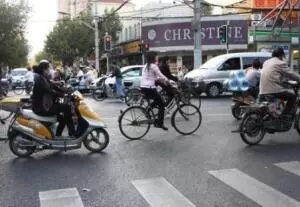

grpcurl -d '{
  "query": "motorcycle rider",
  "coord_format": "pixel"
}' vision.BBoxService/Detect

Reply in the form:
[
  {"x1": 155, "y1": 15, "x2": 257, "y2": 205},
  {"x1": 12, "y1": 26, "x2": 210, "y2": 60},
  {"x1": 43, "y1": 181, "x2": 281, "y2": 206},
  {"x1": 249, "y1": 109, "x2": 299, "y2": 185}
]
[
  {"x1": 141, "y1": 52, "x2": 169, "y2": 131},
  {"x1": 32, "y1": 60, "x2": 76, "y2": 137},
  {"x1": 159, "y1": 56, "x2": 178, "y2": 105},
  {"x1": 245, "y1": 58, "x2": 261, "y2": 99},
  {"x1": 260, "y1": 48, "x2": 300, "y2": 120}
]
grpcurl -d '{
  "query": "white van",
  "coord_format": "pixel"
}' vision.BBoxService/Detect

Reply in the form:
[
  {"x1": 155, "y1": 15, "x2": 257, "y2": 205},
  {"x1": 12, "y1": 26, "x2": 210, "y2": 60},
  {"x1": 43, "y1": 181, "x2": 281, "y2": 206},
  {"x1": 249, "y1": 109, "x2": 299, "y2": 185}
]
[{"x1": 184, "y1": 52, "x2": 271, "y2": 97}]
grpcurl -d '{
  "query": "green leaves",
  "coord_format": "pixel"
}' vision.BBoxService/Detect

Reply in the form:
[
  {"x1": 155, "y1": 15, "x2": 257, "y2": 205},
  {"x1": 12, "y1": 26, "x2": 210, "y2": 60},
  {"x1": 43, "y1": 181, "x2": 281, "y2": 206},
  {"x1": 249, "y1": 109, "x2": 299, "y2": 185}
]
[
  {"x1": 0, "y1": 0, "x2": 29, "y2": 68},
  {"x1": 45, "y1": 8, "x2": 122, "y2": 65}
]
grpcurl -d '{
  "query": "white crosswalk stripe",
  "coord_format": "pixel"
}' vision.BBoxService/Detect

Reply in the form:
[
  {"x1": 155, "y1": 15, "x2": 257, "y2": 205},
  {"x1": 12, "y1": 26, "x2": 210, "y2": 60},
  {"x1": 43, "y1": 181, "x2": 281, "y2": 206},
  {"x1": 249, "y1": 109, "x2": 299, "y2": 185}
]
[
  {"x1": 275, "y1": 161, "x2": 300, "y2": 177},
  {"x1": 39, "y1": 188, "x2": 84, "y2": 207},
  {"x1": 209, "y1": 168, "x2": 300, "y2": 207},
  {"x1": 132, "y1": 177, "x2": 196, "y2": 207}
]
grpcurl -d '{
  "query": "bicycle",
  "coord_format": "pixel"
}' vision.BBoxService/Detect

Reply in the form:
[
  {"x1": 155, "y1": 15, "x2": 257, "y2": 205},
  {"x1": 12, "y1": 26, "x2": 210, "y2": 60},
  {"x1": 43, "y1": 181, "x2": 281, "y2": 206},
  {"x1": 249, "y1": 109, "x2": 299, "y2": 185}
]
[
  {"x1": 126, "y1": 80, "x2": 202, "y2": 110},
  {"x1": 118, "y1": 82, "x2": 202, "y2": 140}
]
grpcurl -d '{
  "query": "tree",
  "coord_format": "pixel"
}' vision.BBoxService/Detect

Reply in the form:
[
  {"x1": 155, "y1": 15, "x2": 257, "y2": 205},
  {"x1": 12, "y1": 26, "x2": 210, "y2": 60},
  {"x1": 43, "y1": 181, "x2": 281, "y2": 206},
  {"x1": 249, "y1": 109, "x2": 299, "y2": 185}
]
[
  {"x1": 0, "y1": 0, "x2": 29, "y2": 68},
  {"x1": 45, "y1": 9, "x2": 122, "y2": 65},
  {"x1": 35, "y1": 51, "x2": 51, "y2": 63},
  {"x1": 201, "y1": 0, "x2": 212, "y2": 16}
]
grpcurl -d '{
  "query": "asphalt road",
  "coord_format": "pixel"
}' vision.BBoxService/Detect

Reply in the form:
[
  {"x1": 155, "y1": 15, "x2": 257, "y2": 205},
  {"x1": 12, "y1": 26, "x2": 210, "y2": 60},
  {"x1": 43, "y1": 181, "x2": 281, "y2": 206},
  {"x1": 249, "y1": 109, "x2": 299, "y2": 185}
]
[{"x1": 1, "y1": 95, "x2": 300, "y2": 207}]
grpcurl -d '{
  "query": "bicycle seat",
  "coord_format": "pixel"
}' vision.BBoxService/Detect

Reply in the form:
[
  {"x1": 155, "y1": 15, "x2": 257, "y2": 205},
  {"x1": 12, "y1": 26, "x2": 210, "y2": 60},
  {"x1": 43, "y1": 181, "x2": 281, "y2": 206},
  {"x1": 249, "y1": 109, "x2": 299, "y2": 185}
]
[{"x1": 22, "y1": 109, "x2": 57, "y2": 123}]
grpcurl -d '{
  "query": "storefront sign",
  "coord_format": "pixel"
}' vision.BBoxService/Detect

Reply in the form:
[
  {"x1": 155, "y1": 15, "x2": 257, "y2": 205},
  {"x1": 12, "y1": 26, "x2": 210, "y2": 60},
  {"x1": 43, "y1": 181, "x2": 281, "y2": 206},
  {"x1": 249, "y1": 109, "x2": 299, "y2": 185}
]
[
  {"x1": 142, "y1": 20, "x2": 248, "y2": 47},
  {"x1": 122, "y1": 40, "x2": 140, "y2": 54}
]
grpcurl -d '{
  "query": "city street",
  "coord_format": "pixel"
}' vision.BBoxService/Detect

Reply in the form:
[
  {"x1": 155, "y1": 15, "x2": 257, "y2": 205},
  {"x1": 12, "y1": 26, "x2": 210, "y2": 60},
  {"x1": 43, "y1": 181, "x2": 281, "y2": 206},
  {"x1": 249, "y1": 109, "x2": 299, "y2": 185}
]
[{"x1": 1, "y1": 96, "x2": 300, "y2": 207}]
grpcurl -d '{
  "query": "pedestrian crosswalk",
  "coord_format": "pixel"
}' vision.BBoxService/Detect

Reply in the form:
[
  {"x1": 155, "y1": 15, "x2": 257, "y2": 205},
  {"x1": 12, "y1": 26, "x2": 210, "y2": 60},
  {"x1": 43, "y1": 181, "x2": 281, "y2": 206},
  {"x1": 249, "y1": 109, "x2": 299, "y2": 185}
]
[
  {"x1": 209, "y1": 161, "x2": 300, "y2": 207},
  {"x1": 35, "y1": 161, "x2": 300, "y2": 207},
  {"x1": 39, "y1": 188, "x2": 84, "y2": 207}
]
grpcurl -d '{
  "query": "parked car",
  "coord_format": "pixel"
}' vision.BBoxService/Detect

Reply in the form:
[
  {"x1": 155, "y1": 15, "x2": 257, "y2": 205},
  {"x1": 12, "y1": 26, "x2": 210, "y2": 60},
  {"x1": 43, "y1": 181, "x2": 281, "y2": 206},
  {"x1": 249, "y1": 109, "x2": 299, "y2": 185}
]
[
  {"x1": 8, "y1": 68, "x2": 27, "y2": 88},
  {"x1": 104, "y1": 65, "x2": 145, "y2": 89},
  {"x1": 184, "y1": 52, "x2": 271, "y2": 97}
]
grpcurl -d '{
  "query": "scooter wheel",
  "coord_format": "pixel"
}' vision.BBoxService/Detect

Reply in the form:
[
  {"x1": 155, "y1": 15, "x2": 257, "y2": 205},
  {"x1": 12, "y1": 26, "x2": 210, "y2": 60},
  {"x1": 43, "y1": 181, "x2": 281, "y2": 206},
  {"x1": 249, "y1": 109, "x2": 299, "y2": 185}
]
[
  {"x1": 83, "y1": 128, "x2": 109, "y2": 152},
  {"x1": 9, "y1": 133, "x2": 36, "y2": 157},
  {"x1": 232, "y1": 103, "x2": 243, "y2": 120}
]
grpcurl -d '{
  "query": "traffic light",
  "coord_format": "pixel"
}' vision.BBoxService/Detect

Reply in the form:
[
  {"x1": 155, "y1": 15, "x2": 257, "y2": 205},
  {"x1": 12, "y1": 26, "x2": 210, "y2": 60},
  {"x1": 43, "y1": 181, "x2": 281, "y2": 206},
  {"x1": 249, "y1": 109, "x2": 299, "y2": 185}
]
[
  {"x1": 104, "y1": 35, "x2": 112, "y2": 51},
  {"x1": 138, "y1": 42, "x2": 150, "y2": 53},
  {"x1": 219, "y1": 25, "x2": 228, "y2": 44},
  {"x1": 144, "y1": 43, "x2": 149, "y2": 51}
]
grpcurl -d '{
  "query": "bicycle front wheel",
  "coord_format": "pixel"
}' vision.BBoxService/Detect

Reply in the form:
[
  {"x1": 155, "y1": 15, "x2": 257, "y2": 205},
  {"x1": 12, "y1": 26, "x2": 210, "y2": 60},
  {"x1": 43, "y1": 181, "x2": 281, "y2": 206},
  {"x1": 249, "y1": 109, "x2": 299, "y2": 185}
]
[
  {"x1": 118, "y1": 106, "x2": 151, "y2": 140},
  {"x1": 171, "y1": 104, "x2": 202, "y2": 135}
]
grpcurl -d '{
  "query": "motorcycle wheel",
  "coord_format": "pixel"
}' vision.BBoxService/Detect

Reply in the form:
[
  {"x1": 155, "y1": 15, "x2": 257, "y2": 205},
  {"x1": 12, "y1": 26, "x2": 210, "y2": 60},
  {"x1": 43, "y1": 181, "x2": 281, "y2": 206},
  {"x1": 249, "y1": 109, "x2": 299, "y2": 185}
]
[
  {"x1": 232, "y1": 103, "x2": 244, "y2": 120},
  {"x1": 83, "y1": 128, "x2": 109, "y2": 152},
  {"x1": 9, "y1": 133, "x2": 36, "y2": 157},
  {"x1": 92, "y1": 89, "x2": 104, "y2": 101},
  {"x1": 240, "y1": 111, "x2": 265, "y2": 145}
]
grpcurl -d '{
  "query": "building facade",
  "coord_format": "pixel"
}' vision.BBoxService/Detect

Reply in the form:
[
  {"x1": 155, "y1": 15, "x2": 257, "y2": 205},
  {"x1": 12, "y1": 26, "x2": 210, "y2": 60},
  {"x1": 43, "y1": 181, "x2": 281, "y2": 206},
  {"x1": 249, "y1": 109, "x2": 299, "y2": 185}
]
[{"x1": 141, "y1": 15, "x2": 248, "y2": 73}]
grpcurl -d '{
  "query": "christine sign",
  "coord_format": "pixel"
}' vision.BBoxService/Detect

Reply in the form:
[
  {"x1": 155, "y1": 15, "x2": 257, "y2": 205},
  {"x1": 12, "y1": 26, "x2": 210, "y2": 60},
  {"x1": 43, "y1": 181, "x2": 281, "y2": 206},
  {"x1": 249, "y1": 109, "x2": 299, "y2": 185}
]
[{"x1": 142, "y1": 20, "x2": 248, "y2": 48}]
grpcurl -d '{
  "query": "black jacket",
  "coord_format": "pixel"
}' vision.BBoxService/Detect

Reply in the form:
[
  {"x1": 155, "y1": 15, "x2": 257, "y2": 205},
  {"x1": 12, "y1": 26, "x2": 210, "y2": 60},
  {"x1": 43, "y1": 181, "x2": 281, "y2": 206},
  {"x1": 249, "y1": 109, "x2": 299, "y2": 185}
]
[
  {"x1": 32, "y1": 74, "x2": 65, "y2": 114},
  {"x1": 159, "y1": 63, "x2": 178, "y2": 82}
]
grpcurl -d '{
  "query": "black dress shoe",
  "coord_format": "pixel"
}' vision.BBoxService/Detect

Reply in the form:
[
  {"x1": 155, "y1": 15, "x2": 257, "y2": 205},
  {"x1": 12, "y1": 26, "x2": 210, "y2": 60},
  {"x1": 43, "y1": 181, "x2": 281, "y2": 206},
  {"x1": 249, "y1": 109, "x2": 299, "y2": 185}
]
[{"x1": 154, "y1": 123, "x2": 168, "y2": 131}]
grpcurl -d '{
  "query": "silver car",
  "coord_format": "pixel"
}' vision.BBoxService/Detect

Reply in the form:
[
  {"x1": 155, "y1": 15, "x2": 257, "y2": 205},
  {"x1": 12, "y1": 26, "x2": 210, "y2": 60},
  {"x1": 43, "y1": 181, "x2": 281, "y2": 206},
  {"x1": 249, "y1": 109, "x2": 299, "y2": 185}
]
[
  {"x1": 9, "y1": 68, "x2": 27, "y2": 88},
  {"x1": 184, "y1": 52, "x2": 271, "y2": 97}
]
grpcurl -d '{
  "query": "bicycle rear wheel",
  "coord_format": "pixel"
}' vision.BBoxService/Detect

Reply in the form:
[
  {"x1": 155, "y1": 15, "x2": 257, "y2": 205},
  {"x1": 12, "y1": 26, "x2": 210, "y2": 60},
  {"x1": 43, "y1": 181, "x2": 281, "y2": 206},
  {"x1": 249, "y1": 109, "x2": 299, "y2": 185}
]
[
  {"x1": 171, "y1": 104, "x2": 202, "y2": 135},
  {"x1": 118, "y1": 106, "x2": 151, "y2": 140}
]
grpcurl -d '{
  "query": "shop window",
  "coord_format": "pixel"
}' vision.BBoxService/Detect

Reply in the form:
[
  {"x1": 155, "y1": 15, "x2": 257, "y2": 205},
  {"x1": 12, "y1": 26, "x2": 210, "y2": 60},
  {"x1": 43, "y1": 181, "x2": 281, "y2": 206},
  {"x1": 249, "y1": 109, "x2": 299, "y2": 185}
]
[
  {"x1": 134, "y1": 24, "x2": 137, "y2": 39},
  {"x1": 125, "y1": 28, "x2": 128, "y2": 41},
  {"x1": 137, "y1": 23, "x2": 141, "y2": 37},
  {"x1": 129, "y1": 26, "x2": 132, "y2": 40},
  {"x1": 219, "y1": 57, "x2": 241, "y2": 70}
]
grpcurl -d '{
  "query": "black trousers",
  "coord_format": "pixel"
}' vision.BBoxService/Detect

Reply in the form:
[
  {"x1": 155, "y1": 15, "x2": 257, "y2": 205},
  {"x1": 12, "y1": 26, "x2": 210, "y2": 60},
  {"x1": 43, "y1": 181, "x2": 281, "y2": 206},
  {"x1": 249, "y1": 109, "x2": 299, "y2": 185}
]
[
  {"x1": 35, "y1": 103, "x2": 76, "y2": 136},
  {"x1": 272, "y1": 91, "x2": 297, "y2": 115},
  {"x1": 141, "y1": 87, "x2": 165, "y2": 125}
]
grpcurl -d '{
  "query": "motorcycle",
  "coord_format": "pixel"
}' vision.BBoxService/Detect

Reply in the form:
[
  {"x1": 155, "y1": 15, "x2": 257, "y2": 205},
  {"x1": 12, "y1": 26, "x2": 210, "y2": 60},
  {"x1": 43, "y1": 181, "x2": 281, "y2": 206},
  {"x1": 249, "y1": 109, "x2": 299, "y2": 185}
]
[
  {"x1": 91, "y1": 75, "x2": 131, "y2": 102},
  {"x1": 66, "y1": 76, "x2": 90, "y2": 94},
  {"x1": 231, "y1": 90, "x2": 257, "y2": 120},
  {"x1": 238, "y1": 81, "x2": 299, "y2": 145},
  {"x1": 3, "y1": 91, "x2": 109, "y2": 157}
]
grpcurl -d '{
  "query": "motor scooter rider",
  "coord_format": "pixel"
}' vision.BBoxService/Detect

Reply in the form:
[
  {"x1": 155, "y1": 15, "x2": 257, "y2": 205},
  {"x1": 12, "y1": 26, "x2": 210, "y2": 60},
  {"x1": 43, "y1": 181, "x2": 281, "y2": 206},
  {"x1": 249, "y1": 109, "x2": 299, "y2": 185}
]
[
  {"x1": 260, "y1": 48, "x2": 300, "y2": 120},
  {"x1": 31, "y1": 60, "x2": 76, "y2": 137}
]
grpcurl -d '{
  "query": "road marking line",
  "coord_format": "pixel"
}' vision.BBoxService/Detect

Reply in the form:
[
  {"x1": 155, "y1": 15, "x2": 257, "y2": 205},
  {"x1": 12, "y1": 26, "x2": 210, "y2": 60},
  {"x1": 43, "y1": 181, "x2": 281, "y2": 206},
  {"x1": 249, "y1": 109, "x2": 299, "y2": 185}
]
[
  {"x1": 208, "y1": 168, "x2": 300, "y2": 207},
  {"x1": 275, "y1": 161, "x2": 300, "y2": 176},
  {"x1": 39, "y1": 188, "x2": 84, "y2": 207},
  {"x1": 132, "y1": 177, "x2": 195, "y2": 207}
]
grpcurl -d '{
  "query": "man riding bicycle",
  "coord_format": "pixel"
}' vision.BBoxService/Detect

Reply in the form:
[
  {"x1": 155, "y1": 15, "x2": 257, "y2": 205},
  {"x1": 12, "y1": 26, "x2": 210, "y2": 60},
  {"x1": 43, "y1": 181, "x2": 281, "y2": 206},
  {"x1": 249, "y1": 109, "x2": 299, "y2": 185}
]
[{"x1": 260, "y1": 48, "x2": 300, "y2": 120}]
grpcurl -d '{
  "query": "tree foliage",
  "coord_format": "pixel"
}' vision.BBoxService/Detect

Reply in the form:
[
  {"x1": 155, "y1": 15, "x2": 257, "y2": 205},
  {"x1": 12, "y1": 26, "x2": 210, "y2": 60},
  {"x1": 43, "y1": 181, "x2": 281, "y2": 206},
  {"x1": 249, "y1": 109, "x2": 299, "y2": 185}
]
[
  {"x1": 0, "y1": 0, "x2": 29, "y2": 68},
  {"x1": 201, "y1": 0, "x2": 212, "y2": 16},
  {"x1": 45, "y1": 9, "x2": 122, "y2": 65}
]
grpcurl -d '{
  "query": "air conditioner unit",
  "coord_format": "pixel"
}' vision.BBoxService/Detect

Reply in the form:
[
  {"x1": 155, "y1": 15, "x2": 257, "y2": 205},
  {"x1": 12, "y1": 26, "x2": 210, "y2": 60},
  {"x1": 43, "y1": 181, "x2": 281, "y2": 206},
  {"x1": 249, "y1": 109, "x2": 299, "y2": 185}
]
[
  {"x1": 251, "y1": 13, "x2": 263, "y2": 21},
  {"x1": 251, "y1": 21, "x2": 266, "y2": 27}
]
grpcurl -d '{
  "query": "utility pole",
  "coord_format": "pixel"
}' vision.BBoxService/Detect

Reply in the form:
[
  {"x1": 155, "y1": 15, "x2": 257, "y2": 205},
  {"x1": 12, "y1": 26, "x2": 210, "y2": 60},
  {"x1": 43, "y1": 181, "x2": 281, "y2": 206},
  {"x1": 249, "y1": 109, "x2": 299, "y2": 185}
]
[
  {"x1": 193, "y1": 0, "x2": 202, "y2": 69},
  {"x1": 298, "y1": 0, "x2": 300, "y2": 71},
  {"x1": 94, "y1": 1, "x2": 100, "y2": 72}
]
